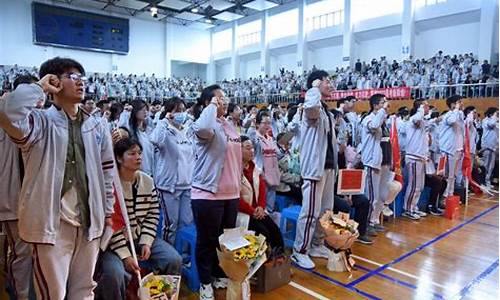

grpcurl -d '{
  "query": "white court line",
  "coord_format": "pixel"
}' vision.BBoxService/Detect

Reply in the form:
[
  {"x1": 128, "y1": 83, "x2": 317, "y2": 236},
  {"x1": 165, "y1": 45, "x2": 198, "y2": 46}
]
[
  {"x1": 351, "y1": 254, "x2": 448, "y2": 290},
  {"x1": 289, "y1": 281, "x2": 331, "y2": 300}
]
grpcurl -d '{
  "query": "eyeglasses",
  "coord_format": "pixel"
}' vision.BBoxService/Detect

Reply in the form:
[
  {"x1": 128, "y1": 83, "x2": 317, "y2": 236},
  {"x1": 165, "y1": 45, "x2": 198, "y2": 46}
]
[{"x1": 62, "y1": 73, "x2": 87, "y2": 83}]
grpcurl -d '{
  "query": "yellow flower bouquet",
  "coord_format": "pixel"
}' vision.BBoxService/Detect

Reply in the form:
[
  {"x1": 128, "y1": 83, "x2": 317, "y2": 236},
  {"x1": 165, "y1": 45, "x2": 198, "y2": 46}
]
[
  {"x1": 217, "y1": 228, "x2": 268, "y2": 300},
  {"x1": 139, "y1": 273, "x2": 181, "y2": 300}
]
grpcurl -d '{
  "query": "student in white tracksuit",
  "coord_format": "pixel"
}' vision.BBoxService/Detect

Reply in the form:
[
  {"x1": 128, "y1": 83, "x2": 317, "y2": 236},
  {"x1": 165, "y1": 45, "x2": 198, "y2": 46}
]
[
  {"x1": 438, "y1": 95, "x2": 464, "y2": 198},
  {"x1": 360, "y1": 94, "x2": 389, "y2": 231},
  {"x1": 403, "y1": 100, "x2": 430, "y2": 220},
  {"x1": 292, "y1": 70, "x2": 338, "y2": 270},
  {"x1": 481, "y1": 107, "x2": 499, "y2": 188},
  {"x1": 0, "y1": 58, "x2": 115, "y2": 300},
  {"x1": 150, "y1": 97, "x2": 194, "y2": 245}
]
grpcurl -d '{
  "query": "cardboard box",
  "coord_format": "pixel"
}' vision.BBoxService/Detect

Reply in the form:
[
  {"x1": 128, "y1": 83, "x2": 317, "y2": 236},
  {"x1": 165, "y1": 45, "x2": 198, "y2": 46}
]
[{"x1": 252, "y1": 257, "x2": 291, "y2": 293}]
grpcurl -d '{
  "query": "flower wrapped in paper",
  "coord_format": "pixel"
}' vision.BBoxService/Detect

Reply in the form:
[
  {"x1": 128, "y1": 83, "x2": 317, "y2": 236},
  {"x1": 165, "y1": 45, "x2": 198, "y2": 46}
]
[
  {"x1": 138, "y1": 273, "x2": 181, "y2": 300},
  {"x1": 217, "y1": 228, "x2": 268, "y2": 300},
  {"x1": 319, "y1": 211, "x2": 359, "y2": 250}
]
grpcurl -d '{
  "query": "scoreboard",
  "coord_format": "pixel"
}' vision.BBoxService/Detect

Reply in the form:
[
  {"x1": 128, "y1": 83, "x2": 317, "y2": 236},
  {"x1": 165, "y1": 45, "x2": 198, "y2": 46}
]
[{"x1": 32, "y1": 2, "x2": 129, "y2": 54}]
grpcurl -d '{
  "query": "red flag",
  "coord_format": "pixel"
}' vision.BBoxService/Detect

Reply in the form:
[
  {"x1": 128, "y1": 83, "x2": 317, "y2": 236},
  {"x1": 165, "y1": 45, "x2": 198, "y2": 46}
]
[
  {"x1": 390, "y1": 117, "x2": 404, "y2": 184},
  {"x1": 462, "y1": 125, "x2": 472, "y2": 179},
  {"x1": 111, "y1": 184, "x2": 126, "y2": 232}
]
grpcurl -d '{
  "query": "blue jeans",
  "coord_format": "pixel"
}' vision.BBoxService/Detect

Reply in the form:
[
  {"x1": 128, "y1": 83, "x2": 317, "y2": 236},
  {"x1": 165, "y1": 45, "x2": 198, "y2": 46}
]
[
  {"x1": 94, "y1": 238, "x2": 182, "y2": 300},
  {"x1": 266, "y1": 185, "x2": 277, "y2": 212},
  {"x1": 159, "y1": 189, "x2": 193, "y2": 244}
]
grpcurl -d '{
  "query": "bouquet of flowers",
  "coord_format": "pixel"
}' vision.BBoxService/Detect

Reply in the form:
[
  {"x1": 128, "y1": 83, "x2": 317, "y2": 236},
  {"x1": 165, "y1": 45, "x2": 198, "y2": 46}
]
[
  {"x1": 139, "y1": 273, "x2": 181, "y2": 300},
  {"x1": 217, "y1": 228, "x2": 268, "y2": 300},
  {"x1": 319, "y1": 211, "x2": 359, "y2": 250}
]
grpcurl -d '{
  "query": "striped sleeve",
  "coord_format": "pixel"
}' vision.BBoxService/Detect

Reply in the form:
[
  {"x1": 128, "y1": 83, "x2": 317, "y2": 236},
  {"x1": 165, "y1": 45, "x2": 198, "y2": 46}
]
[
  {"x1": 138, "y1": 188, "x2": 160, "y2": 247},
  {"x1": 109, "y1": 229, "x2": 132, "y2": 260}
]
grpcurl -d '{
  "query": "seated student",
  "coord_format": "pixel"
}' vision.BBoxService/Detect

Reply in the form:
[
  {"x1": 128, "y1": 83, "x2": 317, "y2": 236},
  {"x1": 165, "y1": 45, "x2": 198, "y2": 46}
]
[
  {"x1": 239, "y1": 136, "x2": 285, "y2": 254},
  {"x1": 95, "y1": 138, "x2": 181, "y2": 300},
  {"x1": 276, "y1": 132, "x2": 303, "y2": 203}
]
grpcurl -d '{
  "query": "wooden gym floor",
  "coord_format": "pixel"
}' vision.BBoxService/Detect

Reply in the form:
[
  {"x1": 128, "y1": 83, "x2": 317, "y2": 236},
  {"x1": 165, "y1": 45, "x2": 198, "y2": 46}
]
[{"x1": 181, "y1": 193, "x2": 499, "y2": 300}]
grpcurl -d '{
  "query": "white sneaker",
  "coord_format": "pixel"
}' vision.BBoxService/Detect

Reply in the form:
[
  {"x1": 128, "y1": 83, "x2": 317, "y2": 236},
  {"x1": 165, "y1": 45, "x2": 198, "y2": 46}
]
[
  {"x1": 292, "y1": 251, "x2": 315, "y2": 269},
  {"x1": 199, "y1": 284, "x2": 214, "y2": 300},
  {"x1": 213, "y1": 277, "x2": 229, "y2": 289},
  {"x1": 415, "y1": 210, "x2": 427, "y2": 217},
  {"x1": 382, "y1": 206, "x2": 394, "y2": 217},
  {"x1": 309, "y1": 244, "x2": 330, "y2": 259}
]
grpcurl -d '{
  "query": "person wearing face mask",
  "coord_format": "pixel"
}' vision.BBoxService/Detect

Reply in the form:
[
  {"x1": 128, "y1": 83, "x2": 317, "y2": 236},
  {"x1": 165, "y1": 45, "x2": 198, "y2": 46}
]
[
  {"x1": 292, "y1": 70, "x2": 338, "y2": 270},
  {"x1": 190, "y1": 85, "x2": 242, "y2": 300},
  {"x1": 150, "y1": 97, "x2": 194, "y2": 245}
]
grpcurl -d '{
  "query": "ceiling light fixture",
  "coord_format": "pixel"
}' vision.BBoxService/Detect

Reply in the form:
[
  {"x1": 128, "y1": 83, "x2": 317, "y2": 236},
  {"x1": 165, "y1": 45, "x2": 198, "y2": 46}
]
[
  {"x1": 205, "y1": 18, "x2": 212, "y2": 23},
  {"x1": 191, "y1": 7, "x2": 199, "y2": 13},
  {"x1": 150, "y1": 6, "x2": 158, "y2": 18}
]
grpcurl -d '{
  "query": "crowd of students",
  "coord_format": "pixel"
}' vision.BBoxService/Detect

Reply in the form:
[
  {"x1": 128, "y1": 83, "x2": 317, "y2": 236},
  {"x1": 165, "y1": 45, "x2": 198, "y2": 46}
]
[
  {"x1": 0, "y1": 57, "x2": 498, "y2": 300},
  {"x1": 2, "y1": 51, "x2": 498, "y2": 105}
]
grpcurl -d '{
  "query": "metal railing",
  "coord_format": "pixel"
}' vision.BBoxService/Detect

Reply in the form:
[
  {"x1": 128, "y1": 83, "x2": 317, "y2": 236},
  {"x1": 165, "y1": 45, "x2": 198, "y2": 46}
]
[
  {"x1": 228, "y1": 83, "x2": 499, "y2": 105},
  {"x1": 306, "y1": 10, "x2": 344, "y2": 32}
]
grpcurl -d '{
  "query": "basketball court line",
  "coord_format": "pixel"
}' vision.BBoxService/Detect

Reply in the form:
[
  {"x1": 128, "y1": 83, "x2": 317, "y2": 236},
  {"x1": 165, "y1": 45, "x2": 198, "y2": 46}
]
[
  {"x1": 469, "y1": 196, "x2": 500, "y2": 203},
  {"x1": 351, "y1": 254, "x2": 448, "y2": 290},
  {"x1": 346, "y1": 204, "x2": 499, "y2": 287},
  {"x1": 289, "y1": 281, "x2": 331, "y2": 300},
  {"x1": 452, "y1": 259, "x2": 499, "y2": 299}
]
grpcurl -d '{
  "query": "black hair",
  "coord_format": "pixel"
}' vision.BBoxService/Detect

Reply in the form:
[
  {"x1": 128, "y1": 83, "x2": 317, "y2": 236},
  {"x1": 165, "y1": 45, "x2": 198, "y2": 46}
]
[
  {"x1": 409, "y1": 100, "x2": 423, "y2": 116},
  {"x1": 81, "y1": 97, "x2": 95, "y2": 105},
  {"x1": 368, "y1": 93, "x2": 385, "y2": 112},
  {"x1": 39, "y1": 57, "x2": 85, "y2": 78},
  {"x1": 109, "y1": 102, "x2": 124, "y2": 122},
  {"x1": 13, "y1": 74, "x2": 39, "y2": 90},
  {"x1": 113, "y1": 137, "x2": 142, "y2": 169},
  {"x1": 160, "y1": 97, "x2": 186, "y2": 119},
  {"x1": 398, "y1": 106, "x2": 409, "y2": 117},
  {"x1": 240, "y1": 135, "x2": 251, "y2": 144},
  {"x1": 430, "y1": 111, "x2": 439, "y2": 119},
  {"x1": 96, "y1": 99, "x2": 110, "y2": 110},
  {"x1": 336, "y1": 97, "x2": 346, "y2": 108},
  {"x1": 200, "y1": 84, "x2": 222, "y2": 106},
  {"x1": 485, "y1": 107, "x2": 498, "y2": 117},
  {"x1": 463, "y1": 106, "x2": 476, "y2": 117},
  {"x1": 226, "y1": 103, "x2": 240, "y2": 116},
  {"x1": 129, "y1": 100, "x2": 147, "y2": 141},
  {"x1": 445, "y1": 95, "x2": 462, "y2": 108},
  {"x1": 151, "y1": 100, "x2": 162, "y2": 106},
  {"x1": 287, "y1": 105, "x2": 298, "y2": 123},
  {"x1": 306, "y1": 70, "x2": 329, "y2": 89},
  {"x1": 256, "y1": 110, "x2": 270, "y2": 125}
]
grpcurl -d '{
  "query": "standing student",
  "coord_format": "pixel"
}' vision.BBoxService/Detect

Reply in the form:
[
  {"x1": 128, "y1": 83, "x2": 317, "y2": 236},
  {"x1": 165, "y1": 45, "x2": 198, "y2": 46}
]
[
  {"x1": 481, "y1": 107, "x2": 499, "y2": 188},
  {"x1": 0, "y1": 57, "x2": 115, "y2": 300},
  {"x1": 0, "y1": 75, "x2": 39, "y2": 300},
  {"x1": 248, "y1": 110, "x2": 281, "y2": 212},
  {"x1": 292, "y1": 70, "x2": 338, "y2": 270},
  {"x1": 190, "y1": 85, "x2": 242, "y2": 300},
  {"x1": 150, "y1": 97, "x2": 194, "y2": 244},
  {"x1": 438, "y1": 95, "x2": 464, "y2": 198},
  {"x1": 403, "y1": 100, "x2": 430, "y2": 220},
  {"x1": 360, "y1": 94, "x2": 389, "y2": 232},
  {"x1": 118, "y1": 99, "x2": 155, "y2": 176}
]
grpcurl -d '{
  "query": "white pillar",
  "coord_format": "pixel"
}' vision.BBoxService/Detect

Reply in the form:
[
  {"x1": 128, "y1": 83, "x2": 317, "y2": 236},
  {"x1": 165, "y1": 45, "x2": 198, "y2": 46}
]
[
  {"x1": 207, "y1": 29, "x2": 217, "y2": 84},
  {"x1": 230, "y1": 22, "x2": 240, "y2": 79},
  {"x1": 260, "y1": 11, "x2": 270, "y2": 76},
  {"x1": 401, "y1": 0, "x2": 415, "y2": 60},
  {"x1": 478, "y1": 0, "x2": 496, "y2": 62},
  {"x1": 165, "y1": 23, "x2": 173, "y2": 78},
  {"x1": 296, "y1": 0, "x2": 308, "y2": 74},
  {"x1": 341, "y1": 0, "x2": 353, "y2": 68}
]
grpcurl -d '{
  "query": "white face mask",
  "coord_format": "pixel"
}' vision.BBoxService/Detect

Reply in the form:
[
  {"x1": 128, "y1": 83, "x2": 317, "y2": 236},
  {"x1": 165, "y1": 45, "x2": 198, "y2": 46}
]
[{"x1": 172, "y1": 112, "x2": 187, "y2": 125}]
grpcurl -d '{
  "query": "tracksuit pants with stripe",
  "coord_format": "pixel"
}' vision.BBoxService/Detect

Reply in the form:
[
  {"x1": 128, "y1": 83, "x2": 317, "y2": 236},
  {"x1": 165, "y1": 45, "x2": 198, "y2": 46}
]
[
  {"x1": 365, "y1": 166, "x2": 390, "y2": 226},
  {"x1": 3, "y1": 220, "x2": 33, "y2": 300},
  {"x1": 483, "y1": 149, "x2": 497, "y2": 185},
  {"x1": 32, "y1": 220, "x2": 100, "y2": 300},
  {"x1": 293, "y1": 169, "x2": 335, "y2": 254},
  {"x1": 403, "y1": 157, "x2": 426, "y2": 213},
  {"x1": 442, "y1": 152, "x2": 458, "y2": 197}
]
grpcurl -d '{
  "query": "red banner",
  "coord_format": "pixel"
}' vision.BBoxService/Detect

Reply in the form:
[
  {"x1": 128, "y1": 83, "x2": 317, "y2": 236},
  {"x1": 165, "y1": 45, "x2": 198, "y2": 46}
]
[{"x1": 328, "y1": 87, "x2": 411, "y2": 100}]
